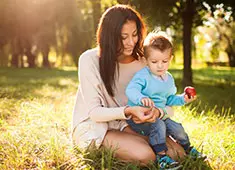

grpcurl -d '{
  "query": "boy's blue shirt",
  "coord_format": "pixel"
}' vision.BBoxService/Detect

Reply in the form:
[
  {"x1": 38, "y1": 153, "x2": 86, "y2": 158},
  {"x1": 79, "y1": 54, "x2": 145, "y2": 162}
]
[{"x1": 125, "y1": 66, "x2": 185, "y2": 108}]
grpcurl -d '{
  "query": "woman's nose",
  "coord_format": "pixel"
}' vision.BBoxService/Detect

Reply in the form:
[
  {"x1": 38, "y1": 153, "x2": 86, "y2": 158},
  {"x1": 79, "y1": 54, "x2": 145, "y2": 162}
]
[{"x1": 127, "y1": 37, "x2": 135, "y2": 46}]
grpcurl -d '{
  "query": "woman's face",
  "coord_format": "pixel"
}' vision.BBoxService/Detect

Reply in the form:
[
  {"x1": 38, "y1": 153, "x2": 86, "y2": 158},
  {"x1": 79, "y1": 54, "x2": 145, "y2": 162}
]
[{"x1": 120, "y1": 20, "x2": 138, "y2": 56}]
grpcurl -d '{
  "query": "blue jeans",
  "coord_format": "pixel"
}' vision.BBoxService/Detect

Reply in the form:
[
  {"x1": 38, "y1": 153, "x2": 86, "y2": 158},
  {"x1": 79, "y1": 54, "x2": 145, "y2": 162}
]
[{"x1": 127, "y1": 118, "x2": 190, "y2": 153}]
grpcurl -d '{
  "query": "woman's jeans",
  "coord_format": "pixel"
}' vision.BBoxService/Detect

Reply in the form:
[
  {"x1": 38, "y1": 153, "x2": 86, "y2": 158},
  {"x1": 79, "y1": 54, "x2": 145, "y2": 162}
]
[{"x1": 127, "y1": 118, "x2": 190, "y2": 153}]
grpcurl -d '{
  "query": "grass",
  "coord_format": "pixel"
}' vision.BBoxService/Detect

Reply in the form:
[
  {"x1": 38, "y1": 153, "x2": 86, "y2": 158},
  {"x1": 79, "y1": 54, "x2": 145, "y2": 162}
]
[{"x1": 0, "y1": 66, "x2": 234, "y2": 169}]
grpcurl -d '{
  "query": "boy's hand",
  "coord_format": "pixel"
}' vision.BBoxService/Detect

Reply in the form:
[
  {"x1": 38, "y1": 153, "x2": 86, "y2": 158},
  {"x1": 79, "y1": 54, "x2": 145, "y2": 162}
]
[
  {"x1": 184, "y1": 94, "x2": 197, "y2": 103},
  {"x1": 141, "y1": 97, "x2": 154, "y2": 107},
  {"x1": 184, "y1": 86, "x2": 196, "y2": 98}
]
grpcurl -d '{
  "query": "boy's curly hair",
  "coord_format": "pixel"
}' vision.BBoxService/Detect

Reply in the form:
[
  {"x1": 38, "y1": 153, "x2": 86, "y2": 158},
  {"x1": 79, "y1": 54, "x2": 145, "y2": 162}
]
[{"x1": 143, "y1": 31, "x2": 173, "y2": 58}]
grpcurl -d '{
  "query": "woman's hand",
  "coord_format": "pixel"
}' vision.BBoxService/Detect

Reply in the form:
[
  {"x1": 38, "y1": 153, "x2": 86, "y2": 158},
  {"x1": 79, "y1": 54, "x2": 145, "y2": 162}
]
[
  {"x1": 125, "y1": 106, "x2": 160, "y2": 124},
  {"x1": 145, "y1": 107, "x2": 160, "y2": 123}
]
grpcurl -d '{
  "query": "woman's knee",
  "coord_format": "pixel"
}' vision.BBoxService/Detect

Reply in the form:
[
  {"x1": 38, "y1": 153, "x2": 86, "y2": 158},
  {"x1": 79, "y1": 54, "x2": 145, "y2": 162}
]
[
  {"x1": 104, "y1": 130, "x2": 155, "y2": 165},
  {"x1": 131, "y1": 146, "x2": 156, "y2": 165},
  {"x1": 166, "y1": 137, "x2": 185, "y2": 160}
]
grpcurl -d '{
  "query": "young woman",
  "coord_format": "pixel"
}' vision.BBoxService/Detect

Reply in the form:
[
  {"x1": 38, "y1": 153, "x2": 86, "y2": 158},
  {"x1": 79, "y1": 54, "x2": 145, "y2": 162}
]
[{"x1": 72, "y1": 4, "x2": 185, "y2": 165}]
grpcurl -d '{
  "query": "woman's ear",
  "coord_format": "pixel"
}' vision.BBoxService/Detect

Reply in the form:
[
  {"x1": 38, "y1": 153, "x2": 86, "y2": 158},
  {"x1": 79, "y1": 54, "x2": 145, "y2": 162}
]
[{"x1": 142, "y1": 57, "x2": 147, "y2": 64}]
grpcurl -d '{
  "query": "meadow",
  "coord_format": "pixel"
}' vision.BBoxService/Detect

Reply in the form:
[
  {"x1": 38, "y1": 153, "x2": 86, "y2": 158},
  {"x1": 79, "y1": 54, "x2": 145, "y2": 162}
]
[{"x1": 0, "y1": 66, "x2": 234, "y2": 169}]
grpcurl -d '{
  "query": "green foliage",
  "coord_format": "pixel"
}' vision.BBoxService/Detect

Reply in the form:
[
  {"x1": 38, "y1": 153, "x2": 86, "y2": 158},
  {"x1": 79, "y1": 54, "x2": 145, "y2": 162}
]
[{"x1": 0, "y1": 67, "x2": 234, "y2": 169}]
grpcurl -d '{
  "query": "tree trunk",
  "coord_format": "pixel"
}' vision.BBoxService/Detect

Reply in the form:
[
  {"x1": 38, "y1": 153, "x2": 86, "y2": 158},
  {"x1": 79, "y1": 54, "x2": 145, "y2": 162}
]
[
  {"x1": 11, "y1": 38, "x2": 21, "y2": 68},
  {"x1": 222, "y1": 33, "x2": 235, "y2": 67},
  {"x1": 182, "y1": 0, "x2": 195, "y2": 87},
  {"x1": 0, "y1": 45, "x2": 9, "y2": 67},
  {"x1": 20, "y1": 55, "x2": 24, "y2": 68},
  {"x1": 42, "y1": 46, "x2": 50, "y2": 68},
  {"x1": 26, "y1": 50, "x2": 36, "y2": 68},
  {"x1": 213, "y1": 24, "x2": 235, "y2": 67},
  {"x1": 91, "y1": 0, "x2": 101, "y2": 34},
  {"x1": 226, "y1": 46, "x2": 235, "y2": 67},
  {"x1": 11, "y1": 54, "x2": 19, "y2": 67}
]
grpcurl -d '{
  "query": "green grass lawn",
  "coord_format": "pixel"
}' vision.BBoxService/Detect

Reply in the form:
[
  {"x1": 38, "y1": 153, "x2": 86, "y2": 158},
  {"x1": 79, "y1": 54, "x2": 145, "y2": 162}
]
[{"x1": 0, "y1": 67, "x2": 234, "y2": 170}]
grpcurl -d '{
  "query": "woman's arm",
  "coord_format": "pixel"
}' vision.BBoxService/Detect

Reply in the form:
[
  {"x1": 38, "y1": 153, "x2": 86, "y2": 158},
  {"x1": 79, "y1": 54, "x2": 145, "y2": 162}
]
[{"x1": 78, "y1": 50, "x2": 128, "y2": 122}]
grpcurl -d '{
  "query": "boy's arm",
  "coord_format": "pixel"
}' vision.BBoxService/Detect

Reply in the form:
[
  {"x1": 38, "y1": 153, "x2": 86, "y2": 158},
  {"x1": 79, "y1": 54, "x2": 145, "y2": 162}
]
[
  {"x1": 125, "y1": 74, "x2": 148, "y2": 106},
  {"x1": 166, "y1": 73, "x2": 185, "y2": 106},
  {"x1": 166, "y1": 94, "x2": 186, "y2": 106}
]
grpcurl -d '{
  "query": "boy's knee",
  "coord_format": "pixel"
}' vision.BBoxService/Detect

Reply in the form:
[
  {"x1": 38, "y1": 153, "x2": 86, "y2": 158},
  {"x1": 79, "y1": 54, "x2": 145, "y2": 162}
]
[
  {"x1": 177, "y1": 131, "x2": 188, "y2": 140},
  {"x1": 174, "y1": 123, "x2": 186, "y2": 134},
  {"x1": 153, "y1": 119, "x2": 165, "y2": 128}
]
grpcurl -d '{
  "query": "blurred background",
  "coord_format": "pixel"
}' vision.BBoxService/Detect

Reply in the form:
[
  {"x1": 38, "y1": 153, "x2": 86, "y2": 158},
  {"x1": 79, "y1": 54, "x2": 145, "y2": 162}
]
[
  {"x1": 0, "y1": 0, "x2": 235, "y2": 84},
  {"x1": 0, "y1": 1, "x2": 234, "y2": 169}
]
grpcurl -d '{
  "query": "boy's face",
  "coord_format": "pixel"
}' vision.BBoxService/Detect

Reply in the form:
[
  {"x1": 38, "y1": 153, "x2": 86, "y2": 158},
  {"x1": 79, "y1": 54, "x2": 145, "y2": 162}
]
[{"x1": 146, "y1": 48, "x2": 172, "y2": 77}]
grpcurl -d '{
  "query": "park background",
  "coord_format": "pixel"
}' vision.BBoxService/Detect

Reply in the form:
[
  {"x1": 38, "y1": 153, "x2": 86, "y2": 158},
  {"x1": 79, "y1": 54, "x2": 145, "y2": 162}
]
[{"x1": 0, "y1": 0, "x2": 234, "y2": 169}]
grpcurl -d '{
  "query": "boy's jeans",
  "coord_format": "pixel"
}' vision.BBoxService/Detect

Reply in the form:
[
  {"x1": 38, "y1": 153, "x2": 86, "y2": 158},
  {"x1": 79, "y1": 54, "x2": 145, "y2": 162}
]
[{"x1": 127, "y1": 118, "x2": 190, "y2": 153}]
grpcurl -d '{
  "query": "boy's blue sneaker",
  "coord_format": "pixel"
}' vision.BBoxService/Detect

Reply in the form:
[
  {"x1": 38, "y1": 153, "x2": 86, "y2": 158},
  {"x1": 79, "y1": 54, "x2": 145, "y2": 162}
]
[
  {"x1": 157, "y1": 155, "x2": 182, "y2": 170},
  {"x1": 189, "y1": 147, "x2": 206, "y2": 159}
]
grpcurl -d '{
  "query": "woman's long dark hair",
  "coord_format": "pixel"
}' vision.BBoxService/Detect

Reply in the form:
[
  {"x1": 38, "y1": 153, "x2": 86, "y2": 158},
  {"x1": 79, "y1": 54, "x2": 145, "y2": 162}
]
[{"x1": 97, "y1": 4, "x2": 146, "y2": 97}]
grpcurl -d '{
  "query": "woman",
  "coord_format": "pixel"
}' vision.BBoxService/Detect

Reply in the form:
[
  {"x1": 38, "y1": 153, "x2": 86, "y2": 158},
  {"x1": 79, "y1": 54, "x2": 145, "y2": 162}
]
[{"x1": 72, "y1": 4, "x2": 185, "y2": 165}]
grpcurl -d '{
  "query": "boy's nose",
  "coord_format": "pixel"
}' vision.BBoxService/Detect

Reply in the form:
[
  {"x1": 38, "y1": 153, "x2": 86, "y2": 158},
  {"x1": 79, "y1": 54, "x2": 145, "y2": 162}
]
[{"x1": 157, "y1": 62, "x2": 163, "y2": 68}]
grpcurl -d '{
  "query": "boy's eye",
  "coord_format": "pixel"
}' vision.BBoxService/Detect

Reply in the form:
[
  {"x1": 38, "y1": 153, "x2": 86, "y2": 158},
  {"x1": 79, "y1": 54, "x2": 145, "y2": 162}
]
[
  {"x1": 163, "y1": 60, "x2": 168, "y2": 63},
  {"x1": 151, "y1": 61, "x2": 157, "y2": 63}
]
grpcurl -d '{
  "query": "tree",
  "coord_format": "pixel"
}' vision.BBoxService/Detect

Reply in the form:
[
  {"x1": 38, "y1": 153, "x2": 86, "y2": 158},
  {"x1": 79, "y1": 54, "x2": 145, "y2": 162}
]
[
  {"x1": 127, "y1": 0, "x2": 235, "y2": 86},
  {"x1": 67, "y1": 0, "x2": 93, "y2": 66},
  {"x1": 91, "y1": 0, "x2": 101, "y2": 35},
  {"x1": 124, "y1": 0, "x2": 200, "y2": 86},
  {"x1": 204, "y1": 3, "x2": 235, "y2": 67},
  {"x1": 0, "y1": 0, "x2": 92, "y2": 68}
]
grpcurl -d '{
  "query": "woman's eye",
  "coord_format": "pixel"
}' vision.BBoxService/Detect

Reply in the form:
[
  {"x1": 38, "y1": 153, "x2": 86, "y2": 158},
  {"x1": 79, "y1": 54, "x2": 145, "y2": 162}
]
[
  {"x1": 121, "y1": 36, "x2": 127, "y2": 40},
  {"x1": 133, "y1": 33, "x2": 138, "y2": 37}
]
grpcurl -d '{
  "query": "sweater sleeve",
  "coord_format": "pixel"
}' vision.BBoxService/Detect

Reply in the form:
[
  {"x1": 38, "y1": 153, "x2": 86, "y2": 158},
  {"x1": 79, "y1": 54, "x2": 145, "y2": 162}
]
[
  {"x1": 78, "y1": 50, "x2": 127, "y2": 122},
  {"x1": 166, "y1": 74, "x2": 185, "y2": 106},
  {"x1": 125, "y1": 70, "x2": 148, "y2": 106},
  {"x1": 166, "y1": 94, "x2": 185, "y2": 106}
]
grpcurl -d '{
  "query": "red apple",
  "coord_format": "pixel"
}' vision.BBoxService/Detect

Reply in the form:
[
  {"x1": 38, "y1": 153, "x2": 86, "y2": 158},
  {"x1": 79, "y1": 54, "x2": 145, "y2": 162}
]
[{"x1": 184, "y1": 86, "x2": 196, "y2": 98}]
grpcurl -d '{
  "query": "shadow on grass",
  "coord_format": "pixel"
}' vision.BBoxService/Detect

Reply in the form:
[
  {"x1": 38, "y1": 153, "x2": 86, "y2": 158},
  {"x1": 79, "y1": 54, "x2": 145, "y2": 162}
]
[
  {"x1": 0, "y1": 68, "x2": 78, "y2": 121},
  {"x1": 1, "y1": 67, "x2": 234, "y2": 117},
  {"x1": 0, "y1": 67, "x2": 78, "y2": 100}
]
